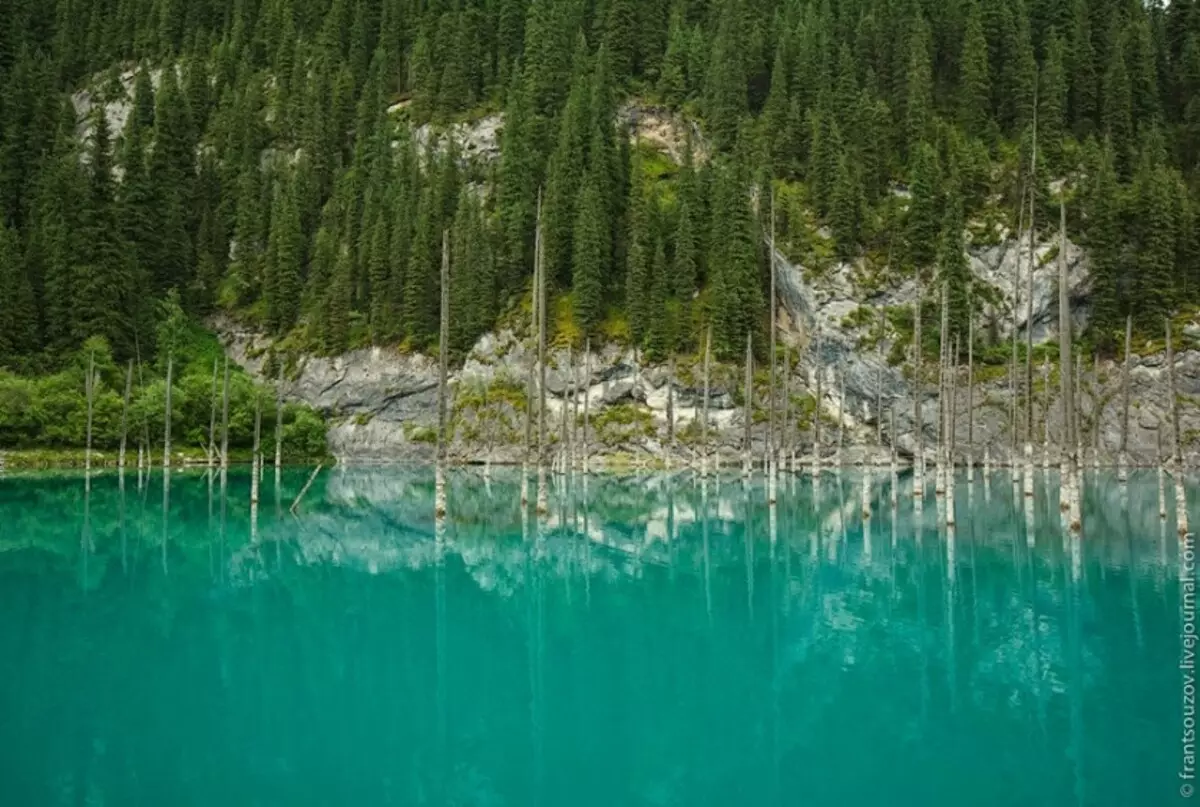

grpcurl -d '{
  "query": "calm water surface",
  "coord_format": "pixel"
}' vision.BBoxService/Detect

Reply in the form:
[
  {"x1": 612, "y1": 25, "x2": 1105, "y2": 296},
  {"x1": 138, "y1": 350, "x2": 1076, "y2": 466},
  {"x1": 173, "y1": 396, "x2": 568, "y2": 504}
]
[{"x1": 0, "y1": 467, "x2": 1190, "y2": 806}]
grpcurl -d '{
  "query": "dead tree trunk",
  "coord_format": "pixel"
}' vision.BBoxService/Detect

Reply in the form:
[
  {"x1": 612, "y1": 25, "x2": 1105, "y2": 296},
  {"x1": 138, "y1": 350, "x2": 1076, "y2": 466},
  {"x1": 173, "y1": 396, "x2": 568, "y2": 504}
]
[
  {"x1": 967, "y1": 309, "x2": 975, "y2": 477},
  {"x1": 768, "y1": 191, "x2": 777, "y2": 469},
  {"x1": 814, "y1": 328, "x2": 823, "y2": 472},
  {"x1": 161, "y1": 353, "x2": 174, "y2": 471},
  {"x1": 950, "y1": 334, "x2": 959, "y2": 468},
  {"x1": 207, "y1": 359, "x2": 219, "y2": 467},
  {"x1": 119, "y1": 359, "x2": 133, "y2": 470},
  {"x1": 667, "y1": 355, "x2": 676, "y2": 456},
  {"x1": 251, "y1": 390, "x2": 262, "y2": 506},
  {"x1": 1119, "y1": 314, "x2": 1133, "y2": 480},
  {"x1": 743, "y1": 331, "x2": 753, "y2": 477},
  {"x1": 877, "y1": 308, "x2": 885, "y2": 452},
  {"x1": 85, "y1": 351, "x2": 95, "y2": 476},
  {"x1": 782, "y1": 346, "x2": 792, "y2": 470},
  {"x1": 913, "y1": 275, "x2": 924, "y2": 480},
  {"x1": 274, "y1": 362, "x2": 284, "y2": 471},
  {"x1": 1010, "y1": 188, "x2": 1025, "y2": 468},
  {"x1": 220, "y1": 356, "x2": 231, "y2": 469},
  {"x1": 436, "y1": 229, "x2": 450, "y2": 519},
  {"x1": 1025, "y1": 96, "x2": 1039, "y2": 464},
  {"x1": 583, "y1": 337, "x2": 591, "y2": 474},
  {"x1": 536, "y1": 207, "x2": 549, "y2": 516},
  {"x1": 702, "y1": 326, "x2": 712, "y2": 475}
]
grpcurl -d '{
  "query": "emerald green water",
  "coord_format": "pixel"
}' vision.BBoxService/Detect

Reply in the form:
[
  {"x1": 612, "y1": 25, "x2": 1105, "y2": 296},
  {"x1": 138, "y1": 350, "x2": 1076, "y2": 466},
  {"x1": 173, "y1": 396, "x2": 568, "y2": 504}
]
[{"x1": 0, "y1": 467, "x2": 1187, "y2": 806}]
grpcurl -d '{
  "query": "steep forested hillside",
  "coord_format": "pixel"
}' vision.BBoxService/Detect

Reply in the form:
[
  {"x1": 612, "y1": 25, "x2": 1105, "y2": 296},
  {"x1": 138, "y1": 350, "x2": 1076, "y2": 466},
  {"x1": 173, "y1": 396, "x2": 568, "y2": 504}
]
[{"x1": 1, "y1": 0, "x2": 1199, "y2": 388}]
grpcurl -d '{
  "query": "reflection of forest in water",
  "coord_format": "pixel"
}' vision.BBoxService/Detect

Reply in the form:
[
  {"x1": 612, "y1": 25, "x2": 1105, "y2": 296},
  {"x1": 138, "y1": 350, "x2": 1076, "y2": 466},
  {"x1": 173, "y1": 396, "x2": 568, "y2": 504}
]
[{"x1": 0, "y1": 468, "x2": 1184, "y2": 806}]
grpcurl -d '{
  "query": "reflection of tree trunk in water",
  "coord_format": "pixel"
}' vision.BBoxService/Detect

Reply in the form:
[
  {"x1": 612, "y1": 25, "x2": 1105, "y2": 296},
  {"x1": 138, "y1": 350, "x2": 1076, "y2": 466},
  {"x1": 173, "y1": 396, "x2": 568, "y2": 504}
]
[
  {"x1": 219, "y1": 468, "x2": 228, "y2": 584},
  {"x1": 119, "y1": 469, "x2": 128, "y2": 573},
  {"x1": 526, "y1": 522, "x2": 545, "y2": 807},
  {"x1": 702, "y1": 477, "x2": 712, "y2": 621},
  {"x1": 743, "y1": 478, "x2": 755, "y2": 620},
  {"x1": 434, "y1": 527, "x2": 447, "y2": 800}
]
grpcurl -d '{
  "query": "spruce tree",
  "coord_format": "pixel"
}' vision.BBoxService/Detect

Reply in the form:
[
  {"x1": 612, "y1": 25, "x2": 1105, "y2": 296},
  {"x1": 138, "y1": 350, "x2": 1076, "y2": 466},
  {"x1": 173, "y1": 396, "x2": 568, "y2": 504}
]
[
  {"x1": 75, "y1": 107, "x2": 135, "y2": 357},
  {"x1": 830, "y1": 157, "x2": 862, "y2": 262},
  {"x1": 573, "y1": 174, "x2": 607, "y2": 337},
  {"x1": 0, "y1": 220, "x2": 36, "y2": 365},
  {"x1": 905, "y1": 141, "x2": 942, "y2": 273},
  {"x1": 1039, "y1": 32, "x2": 1068, "y2": 173},
  {"x1": 959, "y1": 2, "x2": 993, "y2": 142},
  {"x1": 323, "y1": 242, "x2": 352, "y2": 354}
]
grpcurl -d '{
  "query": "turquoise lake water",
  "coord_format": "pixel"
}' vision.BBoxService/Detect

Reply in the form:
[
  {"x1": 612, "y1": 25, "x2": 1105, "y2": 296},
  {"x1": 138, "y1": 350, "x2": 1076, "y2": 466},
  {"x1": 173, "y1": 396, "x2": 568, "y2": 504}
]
[{"x1": 0, "y1": 466, "x2": 1190, "y2": 806}]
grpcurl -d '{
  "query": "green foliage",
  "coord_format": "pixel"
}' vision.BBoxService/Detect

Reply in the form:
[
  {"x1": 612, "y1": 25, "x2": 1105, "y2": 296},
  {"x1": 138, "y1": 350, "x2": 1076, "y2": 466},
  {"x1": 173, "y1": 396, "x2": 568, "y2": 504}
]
[
  {"x1": 0, "y1": 0, "x2": 1197, "y2": 389},
  {"x1": 0, "y1": 338, "x2": 325, "y2": 458}
]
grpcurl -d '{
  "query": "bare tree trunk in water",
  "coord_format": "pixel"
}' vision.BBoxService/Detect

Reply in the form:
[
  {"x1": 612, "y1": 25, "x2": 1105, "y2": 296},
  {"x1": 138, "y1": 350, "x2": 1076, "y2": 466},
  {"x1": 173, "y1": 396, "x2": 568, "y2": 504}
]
[
  {"x1": 743, "y1": 332, "x2": 753, "y2": 477},
  {"x1": 1119, "y1": 315, "x2": 1133, "y2": 481},
  {"x1": 436, "y1": 229, "x2": 450, "y2": 519}
]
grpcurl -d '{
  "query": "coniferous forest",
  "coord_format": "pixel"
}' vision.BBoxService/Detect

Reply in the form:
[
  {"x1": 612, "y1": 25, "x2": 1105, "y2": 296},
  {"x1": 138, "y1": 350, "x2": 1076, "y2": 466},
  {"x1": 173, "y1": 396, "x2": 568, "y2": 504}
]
[{"x1": 2, "y1": 0, "x2": 1200, "y2": 450}]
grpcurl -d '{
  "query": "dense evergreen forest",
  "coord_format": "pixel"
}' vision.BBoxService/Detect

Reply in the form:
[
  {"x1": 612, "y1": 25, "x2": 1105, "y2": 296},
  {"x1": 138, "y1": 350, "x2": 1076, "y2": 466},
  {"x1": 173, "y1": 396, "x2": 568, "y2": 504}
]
[{"x1": 2, "y1": 0, "x2": 1200, "y2": 450}]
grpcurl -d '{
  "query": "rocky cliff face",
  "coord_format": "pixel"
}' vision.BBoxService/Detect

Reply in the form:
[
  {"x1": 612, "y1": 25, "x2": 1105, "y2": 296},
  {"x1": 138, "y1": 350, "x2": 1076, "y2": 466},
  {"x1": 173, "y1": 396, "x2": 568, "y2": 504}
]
[{"x1": 216, "y1": 229, "x2": 1200, "y2": 467}]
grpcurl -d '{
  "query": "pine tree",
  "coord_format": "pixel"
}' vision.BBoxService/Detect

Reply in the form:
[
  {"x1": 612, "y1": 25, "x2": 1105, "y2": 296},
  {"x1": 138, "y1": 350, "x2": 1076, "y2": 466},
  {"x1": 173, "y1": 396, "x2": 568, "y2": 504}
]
[
  {"x1": 543, "y1": 35, "x2": 591, "y2": 287},
  {"x1": 959, "y1": 2, "x2": 993, "y2": 142},
  {"x1": 603, "y1": 0, "x2": 638, "y2": 84},
  {"x1": 74, "y1": 107, "x2": 135, "y2": 357},
  {"x1": 323, "y1": 242, "x2": 352, "y2": 354},
  {"x1": 1103, "y1": 24, "x2": 1134, "y2": 175},
  {"x1": 0, "y1": 220, "x2": 37, "y2": 365},
  {"x1": 405, "y1": 186, "x2": 438, "y2": 348},
  {"x1": 830, "y1": 157, "x2": 862, "y2": 262},
  {"x1": 265, "y1": 176, "x2": 303, "y2": 334},
  {"x1": 1132, "y1": 158, "x2": 1179, "y2": 328},
  {"x1": 938, "y1": 178, "x2": 971, "y2": 340},
  {"x1": 573, "y1": 174, "x2": 607, "y2": 337},
  {"x1": 1039, "y1": 31, "x2": 1067, "y2": 172},
  {"x1": 646, "y1": 236, "x2": 671, "y2": 360},
  {"x1": 659, "y1": 4, "x2": 689, "y2": 108},
  {"x1": 905, "y1": 15, "x2": 934, "y2": 155},
  {"x1": 704, "y1": 7, "x2": 747, "y2": 152},
  {"x1": 366, "y1": 209, "x2": 392, "y2": 343},
  {"x1": 905, "y1": 141, "x2": 942, "y2": 273},
  {"x1": 1068, "y1": 0, "x2": 1098, "y2": 137}
]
